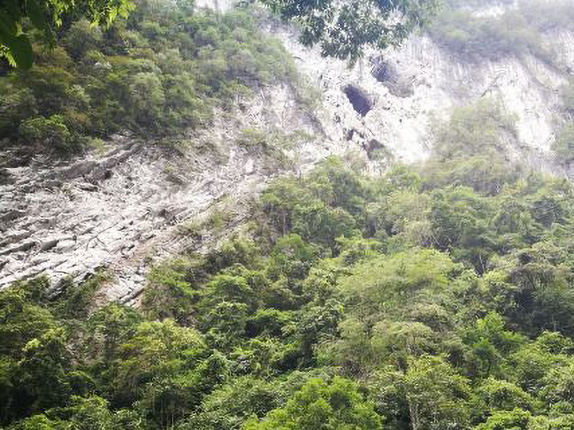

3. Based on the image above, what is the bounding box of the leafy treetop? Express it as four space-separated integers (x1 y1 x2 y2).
1 0 438 69
0 0 134 69
259 0 439 64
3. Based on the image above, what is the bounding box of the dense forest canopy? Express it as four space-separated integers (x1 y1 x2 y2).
0 0 438 69
0 0 135 69
4 98 574 429
2 0 574 429
0 0 299 158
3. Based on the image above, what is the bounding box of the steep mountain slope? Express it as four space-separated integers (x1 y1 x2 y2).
276 11 573 168
198 0 574 166
7 3 574 429
0 83 354 300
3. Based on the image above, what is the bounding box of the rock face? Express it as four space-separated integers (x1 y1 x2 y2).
364 139 385 160
2 3 574 302
0 84 356 302
274 18 573 166
342 84 374 116
370 55 414 98
194 0 234 12
371 56 398 83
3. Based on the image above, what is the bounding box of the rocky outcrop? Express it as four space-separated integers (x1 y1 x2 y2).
364 139 386 160
343 84 374 116
371 56 398 83
275 21 573 165
0 84 359 302
2 3 574 304
370 55 414 98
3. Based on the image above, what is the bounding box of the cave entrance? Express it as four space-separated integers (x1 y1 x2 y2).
343 84 374 117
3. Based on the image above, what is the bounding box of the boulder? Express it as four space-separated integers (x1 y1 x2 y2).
343 84 374 117
370 56 414 98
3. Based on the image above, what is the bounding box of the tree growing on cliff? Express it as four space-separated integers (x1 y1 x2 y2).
259 0 439 64
2 0 438 69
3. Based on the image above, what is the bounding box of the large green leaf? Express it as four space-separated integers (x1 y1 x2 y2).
2 0 22 22
9 34 34 70
0 11 18 41
26 0 48 31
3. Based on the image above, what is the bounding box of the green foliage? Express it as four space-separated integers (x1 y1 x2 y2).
10 396 145 430
1 3 297 156
340 249 460 319
260 0 438 64
64 19 103 59
475 408 532 430
18 115 74 153
242 377 382 430
52 271 109 319
464 312 526 378
434 0 574 67
110 319 206 404
552 124 574 163
8 99 574 430
423 98 521 195
181 376 281 429
16 328 72 412
431 98 516 160
0 277 55 357
2 0 437 69
142 259 196 324
473 378 536 421
403 355 471 429
237 129 268 148
262 157 367 251
0 0 134 68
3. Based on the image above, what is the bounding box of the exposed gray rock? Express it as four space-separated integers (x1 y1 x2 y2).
343 84 374 116
364 139 385 159
3 2 574 306
276 20 574 164
0 84 360 302
370 55 414 98
371 55 399 83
